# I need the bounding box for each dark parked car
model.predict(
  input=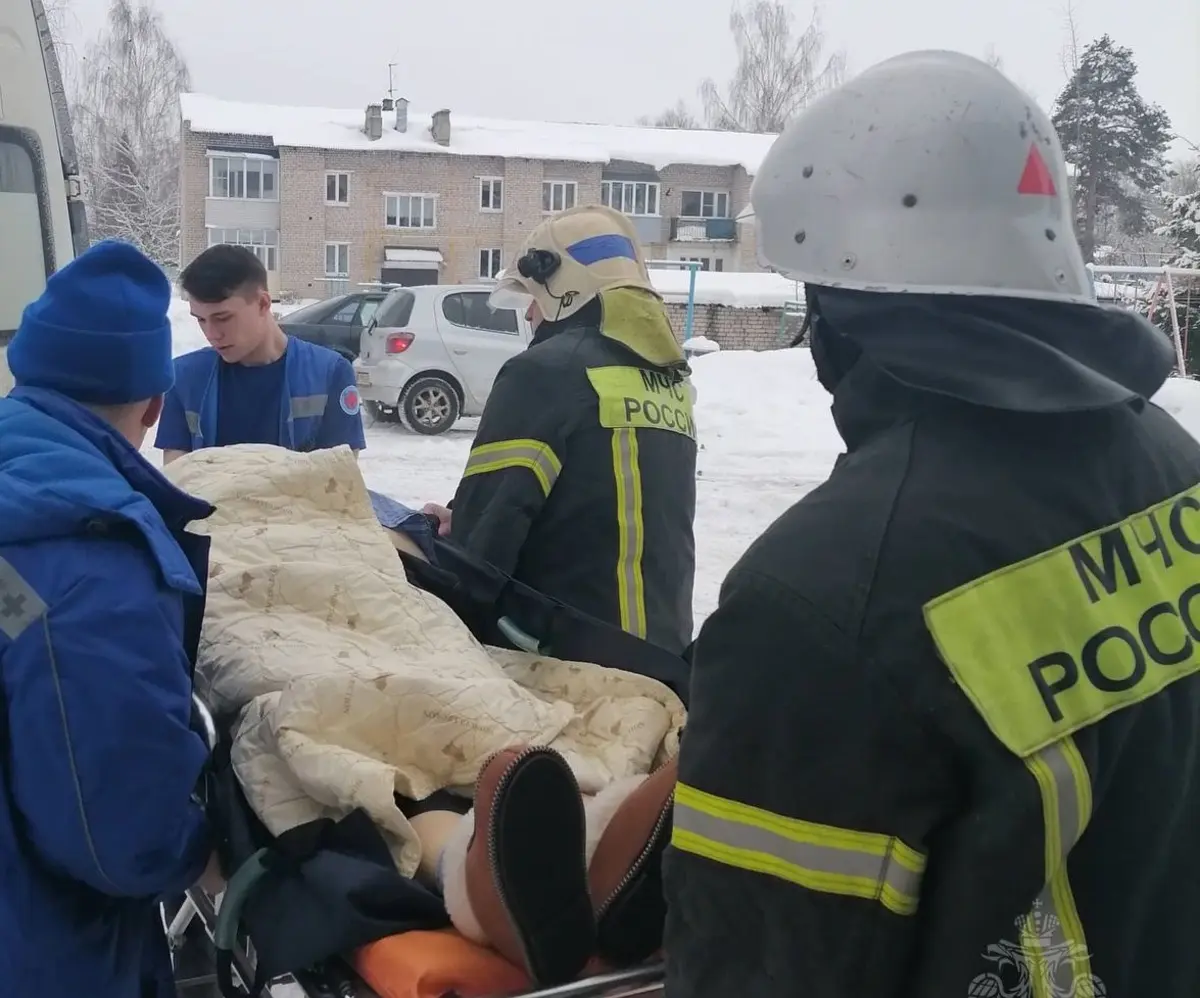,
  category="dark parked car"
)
[278,292,387,360]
